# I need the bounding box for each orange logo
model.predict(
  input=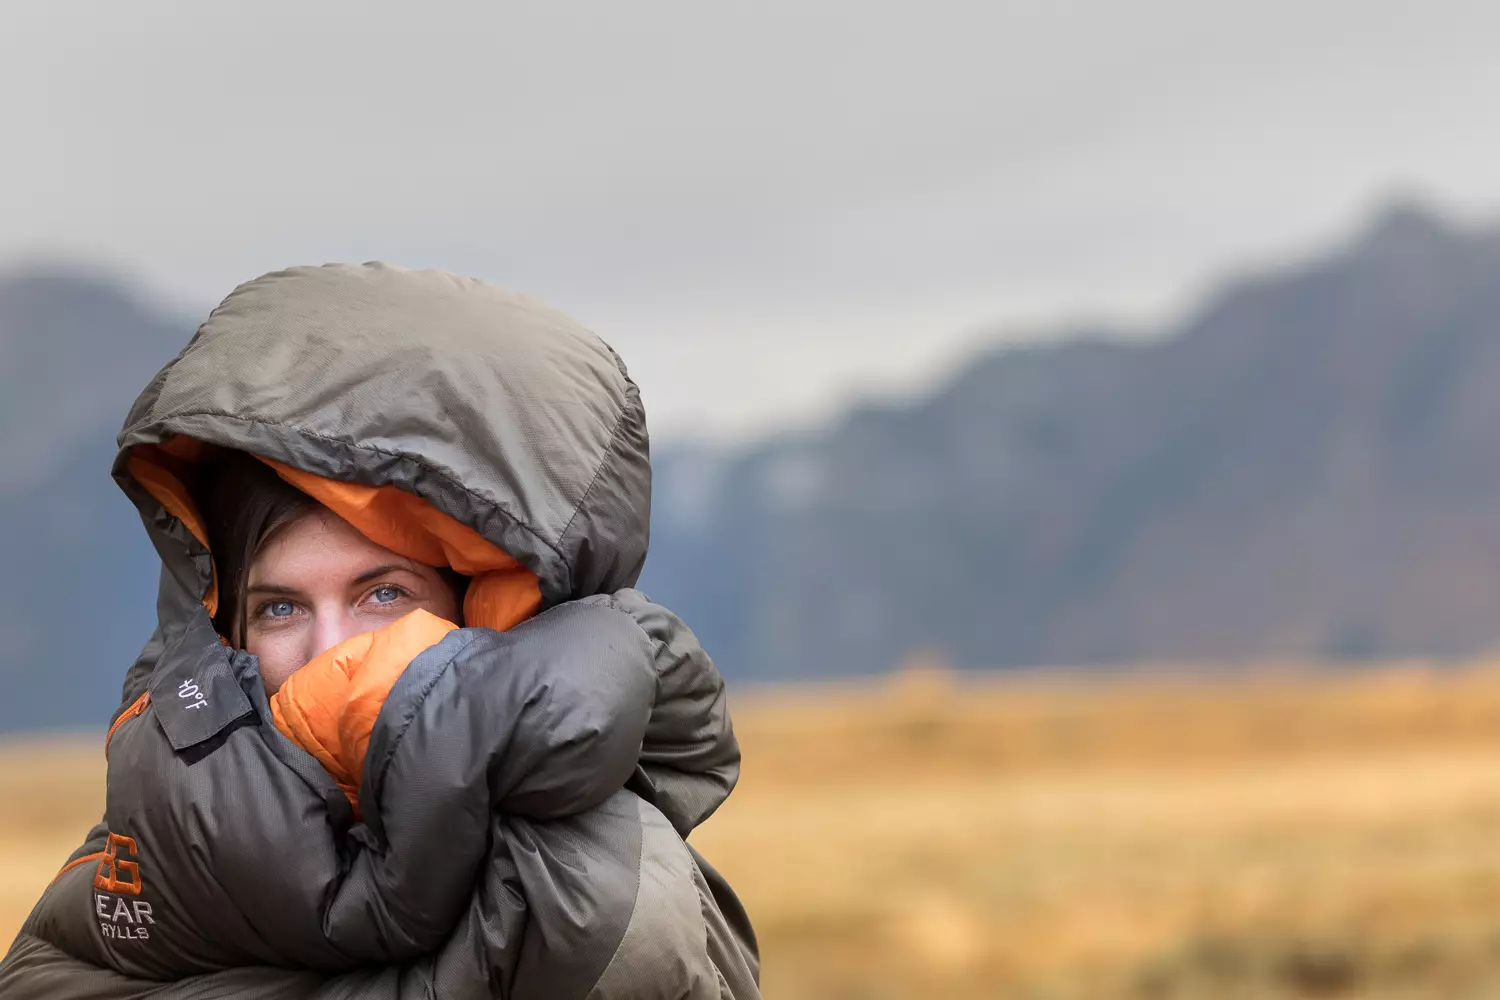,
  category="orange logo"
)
[93,833,143,896]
